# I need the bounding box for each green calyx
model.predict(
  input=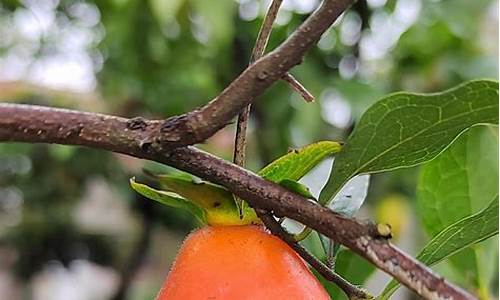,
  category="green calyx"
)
[131,175,259,226]
[130,141,341,226]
